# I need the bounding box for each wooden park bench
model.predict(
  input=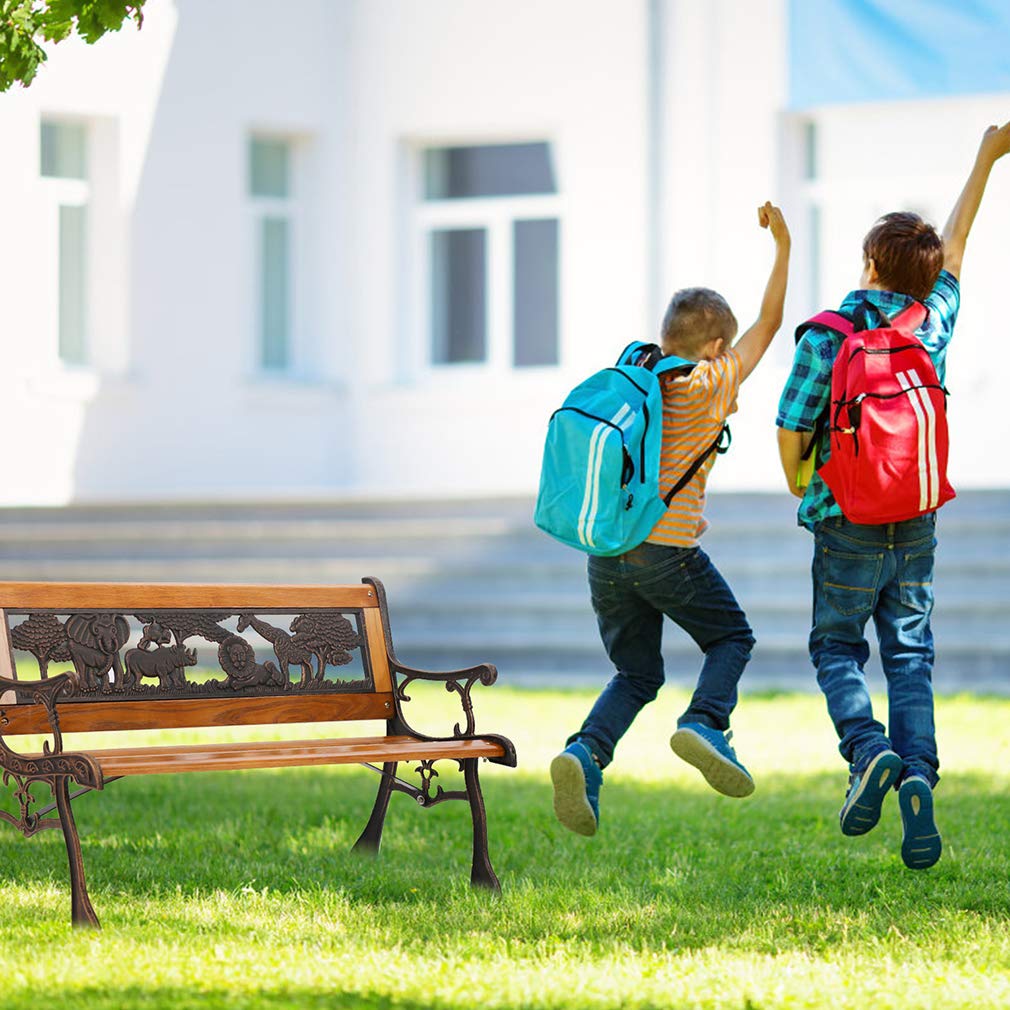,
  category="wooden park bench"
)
[0,577,516,927]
